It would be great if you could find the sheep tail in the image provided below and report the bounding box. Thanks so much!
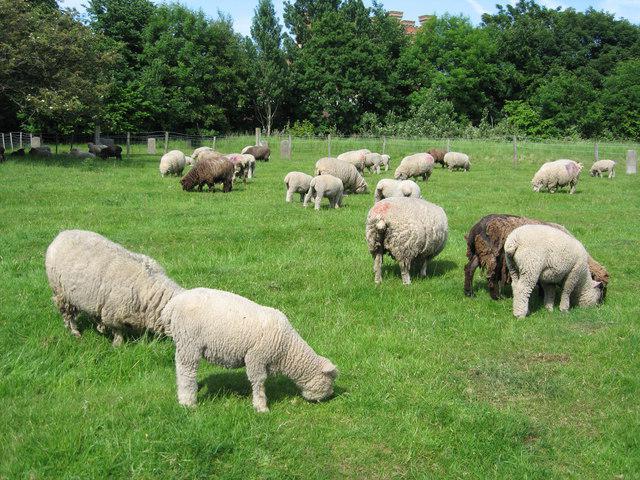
[373,219,387,250]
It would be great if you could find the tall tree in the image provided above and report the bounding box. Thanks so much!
[283,0,340,47]
[250,0,288,136]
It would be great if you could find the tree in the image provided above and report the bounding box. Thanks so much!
[250,0,288,136]
[599,60,640,139]
[283,0,340,47]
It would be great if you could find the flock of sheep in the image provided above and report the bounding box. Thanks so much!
[40,141,616,412]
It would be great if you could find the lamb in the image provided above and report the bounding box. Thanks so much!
[180,157,234,192]
[505,225,604,318]
[45,230,183,346]
[284,171,313,202]
[366,197,448,285]
[303,174,344,210]
[243,154,256,178]
[364,153,383,173]
[29,146,52,157]
[379,154,390,172]
[374,178,421,203]
[394,153,435,182]
[590,159,616,178]
[159,150,186,177]
[241,145,270,162]
[226,154,249,183]
[443,152,470,171]
[69,148,95,159]
[314,157,368,194]
[185,156,194,166]
[337,149,371,172]
[463,214,609,300]
[163,288,338,412]
[532,159,582,194]
[428,148,446,168]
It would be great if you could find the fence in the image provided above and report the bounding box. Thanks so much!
[1,130,638,172]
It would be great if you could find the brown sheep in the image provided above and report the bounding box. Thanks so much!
[180,157,234,193]
[464,214,609,299]
[428,148,446,168]
[97,145,123,160]
[241,145,270,162]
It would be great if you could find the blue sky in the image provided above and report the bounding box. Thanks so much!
[61,0,640,34]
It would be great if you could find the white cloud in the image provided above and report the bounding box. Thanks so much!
[466,0,487,16]
[600,0,640,23]
[538,0,567,9]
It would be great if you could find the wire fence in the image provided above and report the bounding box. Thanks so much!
[1,130,638,170]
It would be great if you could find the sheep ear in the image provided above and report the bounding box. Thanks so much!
[321,358,338,377]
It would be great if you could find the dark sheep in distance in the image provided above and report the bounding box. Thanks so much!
[97,145,123,160]
[464,214,609,300]
[180,157,234,193]
[10,148,25,156]
[428,148,446,168]
[242,145,270,162]
[0,146,5,162]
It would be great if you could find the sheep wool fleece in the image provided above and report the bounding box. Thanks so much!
[164,288,338,412]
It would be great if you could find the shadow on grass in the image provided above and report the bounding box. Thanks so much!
[381,259,457,280]
[71,312,171,344]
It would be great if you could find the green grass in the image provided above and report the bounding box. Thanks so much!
[1,137,639,479]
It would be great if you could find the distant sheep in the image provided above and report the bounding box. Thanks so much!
[163,288,338,411]
[97,145,123,160]
[180,157,234,192]
[394,153,434,182]
[590,159,616,178]
[366,197,448,285]
[10,148,25,156]
[191,147,216,164]
[505,225,604,318]
[443,152,470,171]
[374,178,421,203]
[379,154,390,172]
[159,150,186,176]
[88,143,107,156]
[428,148,446,168]
[532,159,582,194]
[314,157,368,194]
[69,148,95,159]
[284,171,313,202]
[304,174,344,210]
[337,149,371,172]
[0,146,4,162]
[185,156,194,166]
[45,230,183,346]
[241,145,270,162]
[29,146,52,157]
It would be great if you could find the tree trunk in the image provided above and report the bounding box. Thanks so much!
[266,103,272,137]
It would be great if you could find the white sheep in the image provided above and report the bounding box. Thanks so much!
[191,147,220,165]
[590,159,616,178]
[242,154,256,178]
[69,148,95,159]
[159,150,186,176]
[337,149,371,172]
[162,288,338,412]
[363,153,382,173]
[314,157,368,194]
[374,178,421,203]
[45,230,183,346]
[366,197,448,285]
[443,152,470,171]
[394,153,435,182]
[185,156,194,166]
[505,225,604,318]
[379,154,391,173]
[284,171,313,202]
[226,153,254,183]
[532,159,583,194]
[304,174,344,210]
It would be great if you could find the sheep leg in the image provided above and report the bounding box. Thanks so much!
[610,169,615,178]
[175,347,200,407]
[400,259,412,285]
[314,189,324,210]
[55,296,81,338]
[373,252,383,284]
[463,256,480,297]
[559,264,583,312]
[542,283,556,311]
[569,181,577,194]
[336,192,343,208]
[245,352,269,413]
[419,257,429,277]
[223,180,232,193]
[285,188,293,203]
[488,265,503,300]
[512,277,536,318]
[112,329,124,347]
[303,188,314,208]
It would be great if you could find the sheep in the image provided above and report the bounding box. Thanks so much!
[0,146,5,162]
[366,197,448,285]
[394,153,434,182]
[180,157,234,192]
[162,287,338,412]
[185,156,194,166]
[29,146,52,157]
[159,150,186,177]
[590,159,616,178]
[379,154,390,172]
[304,174,344,210]
[337,149,371,172]
[284,171,313,202]
[314,157,368,194]
[443,152,470,171]
[226,154,249,183]
[97,145,123,160]
[463,214,609,300]
[87,143,107,156]
[364,153,383,173]
[69,148,95,159]
[191,147,215,164]
[10,148,25,156]
[428,148,446,168]
[532,159,582,194]
[505,225,604,318]
[45,230,183,346]
[241,145,270,162]
[374,179,421,203]
[243,154,256,178]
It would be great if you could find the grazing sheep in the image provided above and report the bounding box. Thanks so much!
[29,146,52,157]
[590,159,616,178]
[69,148,95,159]
[463,214,609,300]
[97,145,123,160]
[364,153,383,173]
[163,288,338,412]
[374,179,421,203]
[284,171,313,202]
[10,148,25,156]
[87,143,107,156]
[505,225,604,318]
[45,230,183,346]
[0,146,5,162]
[532,159,582,194]
[337,149,371,172]
[159,150,186,177]
[428,148,446,168]
[304,174,344,210]
[185,156,194,166]
[366,197,448,285]
[394,153,435,182]
[379,154,391,172]
[242,154,256,178]
[443,152,470,171]
[314,157,368,194]
[226,154,249,183]
[191,147,216,164]
[241,145,270,162]
[180,157,234,192]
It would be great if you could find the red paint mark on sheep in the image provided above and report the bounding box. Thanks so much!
[565,162,578,176]
[372,202,391,216]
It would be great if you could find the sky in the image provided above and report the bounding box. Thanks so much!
[61,0,640,34]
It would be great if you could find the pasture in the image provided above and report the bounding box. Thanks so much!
[1,137,639,478]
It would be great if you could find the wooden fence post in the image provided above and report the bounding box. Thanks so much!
[513,135,518,166]
[213,136,216,151]
[1,133,5,150]
[126,132,131,160]
[19,132,23,148]
[627,150,637,174]
[255,128,260,146]
[164,131,169,154]
[10,133,14,151]
[94,126,100,145]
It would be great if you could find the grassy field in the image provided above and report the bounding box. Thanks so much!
[1,137,639,479]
